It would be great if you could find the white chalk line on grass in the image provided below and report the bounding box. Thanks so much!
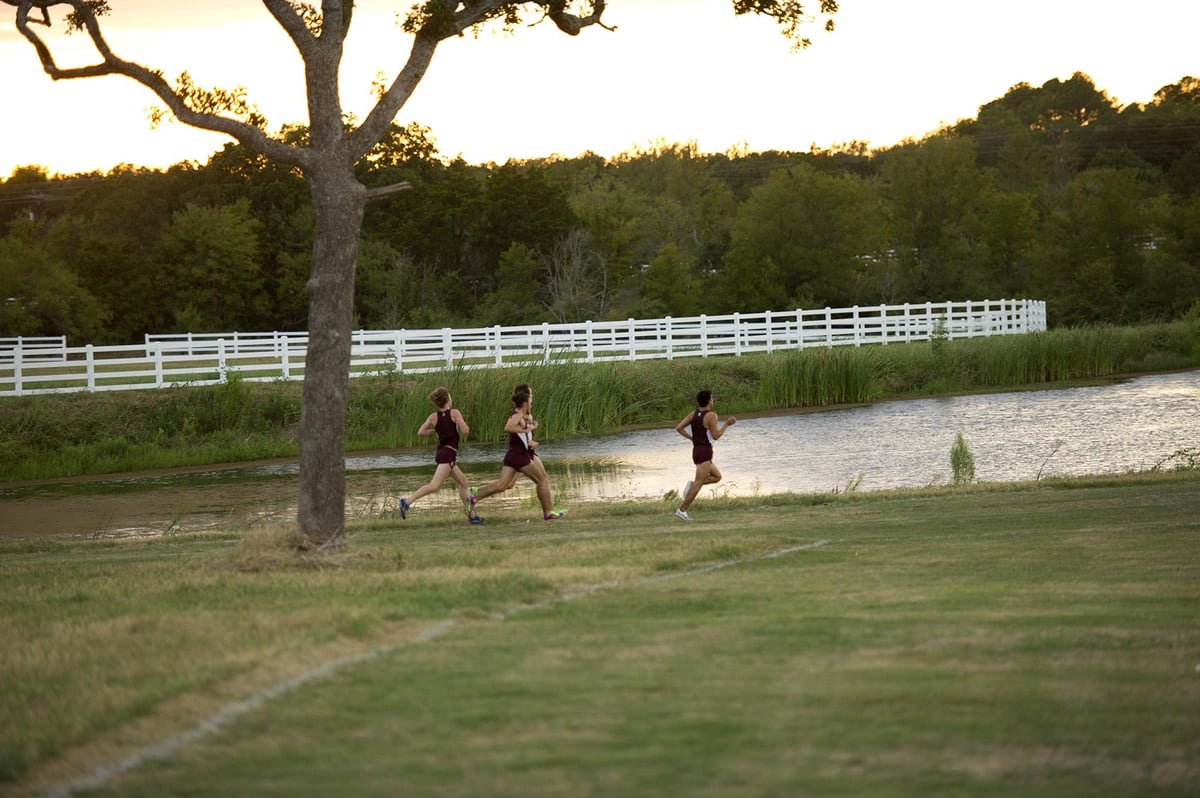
[41,539,829,798]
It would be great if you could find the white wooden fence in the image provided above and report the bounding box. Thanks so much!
[0,336,67,364]
[0,299,1046,397]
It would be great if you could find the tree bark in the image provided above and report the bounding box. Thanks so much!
[297,165,365,547]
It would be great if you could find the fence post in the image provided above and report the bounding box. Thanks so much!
[852,306,861,347]
[585,320,595,362]
[86,344,95,392]
[281,337,292,380]
[879,304,888,345]
[217,339,227,382]
[764,310,773,354]
[628,318,637,362]
[700,315,709,357]
[13,346,22,397]
[443,327,454,369]
[154,344,164,388]
[664,316,673,360]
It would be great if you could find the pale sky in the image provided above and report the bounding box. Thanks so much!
[1,0,1197,178]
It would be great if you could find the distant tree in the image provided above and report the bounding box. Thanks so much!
[485,242,546,325]
[880,136,992,300]
[476,162,578,297]
[1136,193,1200,320]
[1120,77,1200,191]
[0,219,105,339]
[543,227,608,322]
[371,158,486,309]
[159,200,267,331]
[1039,168,1155,323]
[5,0,838,547]
[44,219,164,343]
[639,241,695,318]
[198,136,314,329]
[353,238,414,329]
[0,165,50,229]
[720,162,881,310]
[567,167,652,313]
[976,190,1039,297]
[963,73,1119,196]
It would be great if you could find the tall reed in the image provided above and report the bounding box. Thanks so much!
[756,347,880,408]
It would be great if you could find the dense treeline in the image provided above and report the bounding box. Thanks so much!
[3,72,1200,344]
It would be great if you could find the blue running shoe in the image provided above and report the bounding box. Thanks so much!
[398,498,409,520]
[469,515,484,525]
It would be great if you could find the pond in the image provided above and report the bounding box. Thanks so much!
[2,369,1197,540]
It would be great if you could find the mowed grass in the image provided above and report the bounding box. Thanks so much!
[3,473,1199,797]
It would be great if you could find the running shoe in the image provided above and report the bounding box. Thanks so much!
[683,480,693,498]
[469,515,484,525]
[398,498,409,520]
[675,508,692,522]
[543,510,566,520]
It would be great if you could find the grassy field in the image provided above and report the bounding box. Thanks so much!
[3,472,1198,797]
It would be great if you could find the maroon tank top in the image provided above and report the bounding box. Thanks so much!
[691,409,712,448]
[435,409,459,450]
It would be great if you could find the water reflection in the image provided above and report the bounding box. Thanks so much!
[2,370,1197,540]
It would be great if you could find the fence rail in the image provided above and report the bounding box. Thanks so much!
[0,336,67,365]
[1,299,1046,397]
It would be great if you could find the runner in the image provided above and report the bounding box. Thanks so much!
[397,387,480,524]
[469,389,565,521]
[513,382,551,482]
[673,389,736,521]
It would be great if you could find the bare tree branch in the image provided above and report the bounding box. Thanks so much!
[262,0,318,50]
[544,0,609,35]
[11,0,309,168]
[363,181,413,202]
[350,1,613,165]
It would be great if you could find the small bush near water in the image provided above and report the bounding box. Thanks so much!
[1,319,1197,482]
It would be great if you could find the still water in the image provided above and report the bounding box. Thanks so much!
[2,370,1197,540]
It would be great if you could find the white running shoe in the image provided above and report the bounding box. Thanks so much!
[675,508,692,522]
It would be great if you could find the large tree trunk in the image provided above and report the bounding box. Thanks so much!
[297,167,366,547]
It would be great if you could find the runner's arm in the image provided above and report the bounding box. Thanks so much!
[709,414,736,440]
[451,408,470,436]
[417,412,438,436]
[675,415,693,440]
